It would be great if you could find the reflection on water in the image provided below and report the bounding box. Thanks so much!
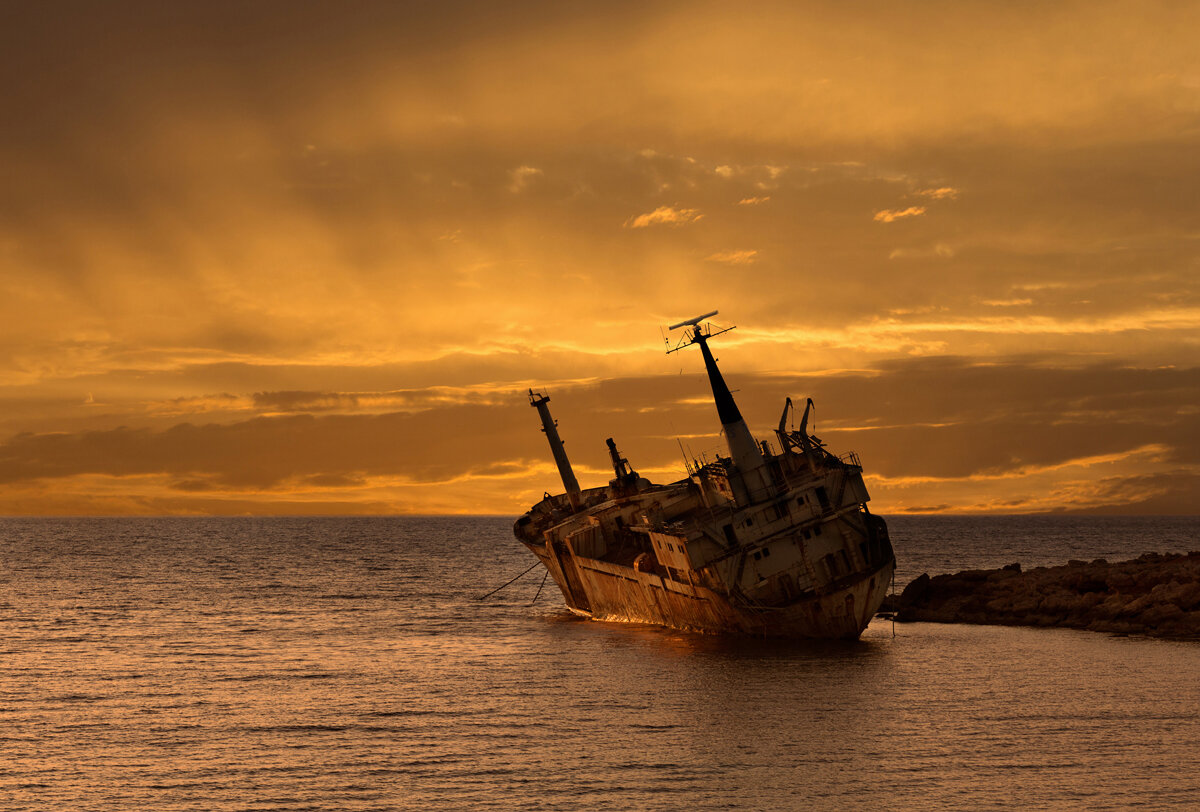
[1,516,1198,810]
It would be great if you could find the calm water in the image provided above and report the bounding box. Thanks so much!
[2,515,1199,810]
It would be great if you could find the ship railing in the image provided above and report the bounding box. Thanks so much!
[838,450,861,468]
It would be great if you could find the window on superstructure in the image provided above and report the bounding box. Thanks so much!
[780,573,794,598]
[822,553,838,579]
[815,486,830,511]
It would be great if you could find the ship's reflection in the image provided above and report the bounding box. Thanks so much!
[539,608,894,662]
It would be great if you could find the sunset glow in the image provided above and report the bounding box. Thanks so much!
[2,1,1197,514]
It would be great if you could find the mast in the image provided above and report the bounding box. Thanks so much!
[667,311,771,503]
[529,390,582,511]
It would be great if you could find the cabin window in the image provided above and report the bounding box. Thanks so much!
[815,486,830,511]
[803,529,811,540]
[780,573,794,598]
[838,550,851,572]
[815,525,823,536]
[762,547,771,558]
[723,524,737,545]
[753,551,762,561]
[823,553,838,579]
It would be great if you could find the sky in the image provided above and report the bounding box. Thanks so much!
[0,0,1197,515]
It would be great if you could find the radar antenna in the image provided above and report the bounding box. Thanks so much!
[665,310,735,354]
[661,309,770,504]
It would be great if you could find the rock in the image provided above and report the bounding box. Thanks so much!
[893,551,1200,639]
[898,572,931,605]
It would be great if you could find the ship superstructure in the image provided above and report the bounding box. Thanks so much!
[513,313,895,639]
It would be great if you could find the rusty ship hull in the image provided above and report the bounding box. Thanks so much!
[523,505,894,638]
[514,313,896,640]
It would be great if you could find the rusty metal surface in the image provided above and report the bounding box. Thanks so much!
[524,539,894,639]
[516,316,897,641]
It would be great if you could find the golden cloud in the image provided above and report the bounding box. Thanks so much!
[873,206,927,223]
[508,165,543,193]
[705,249,758,265]
[624,206,703,228]
[2,2,1199,515]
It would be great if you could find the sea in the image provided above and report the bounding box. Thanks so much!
[2,514,1199,811]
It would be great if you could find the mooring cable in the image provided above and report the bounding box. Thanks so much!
[528,569,550,606]
[475,560,541,600]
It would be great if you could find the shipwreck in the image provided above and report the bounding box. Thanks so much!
[513,312,896,639]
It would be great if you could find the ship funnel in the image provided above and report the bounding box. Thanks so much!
[528,390,582,511]
[667,312,770,503]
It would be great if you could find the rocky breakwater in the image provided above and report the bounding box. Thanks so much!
[891,552,1200,639]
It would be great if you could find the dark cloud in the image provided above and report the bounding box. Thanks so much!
[1,2,1196,513]
[301,473,367,488]
[1057,471,1200,515]
[0,406,536,489]
[2,358,1195,514]
[897,505,952,514]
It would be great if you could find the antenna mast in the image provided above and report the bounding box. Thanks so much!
[666,311,771,504]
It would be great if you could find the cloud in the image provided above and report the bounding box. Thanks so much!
[705,249,758,265]
[251,386,512,414]
[624,206,703,228]
[895,504,952,514]
[2,2,1199,514]
[888,243,955,260]
[147,393,253,416]
[1,357,1196,514]
[978,298,1033,307]
[873,206,927,223]
[507,165,543,193]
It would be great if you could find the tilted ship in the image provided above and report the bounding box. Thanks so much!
[513,312,896,639]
